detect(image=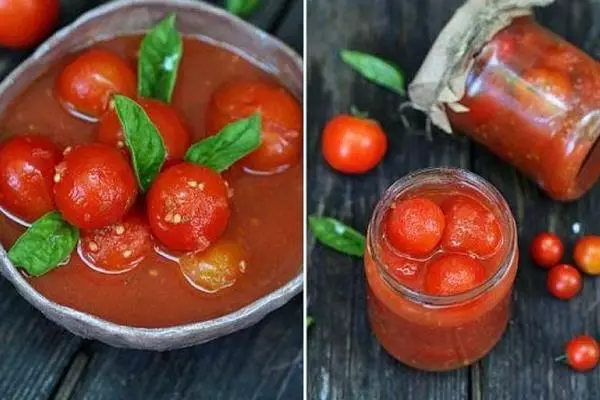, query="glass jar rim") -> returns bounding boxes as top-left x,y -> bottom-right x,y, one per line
367,167 -> 518,307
